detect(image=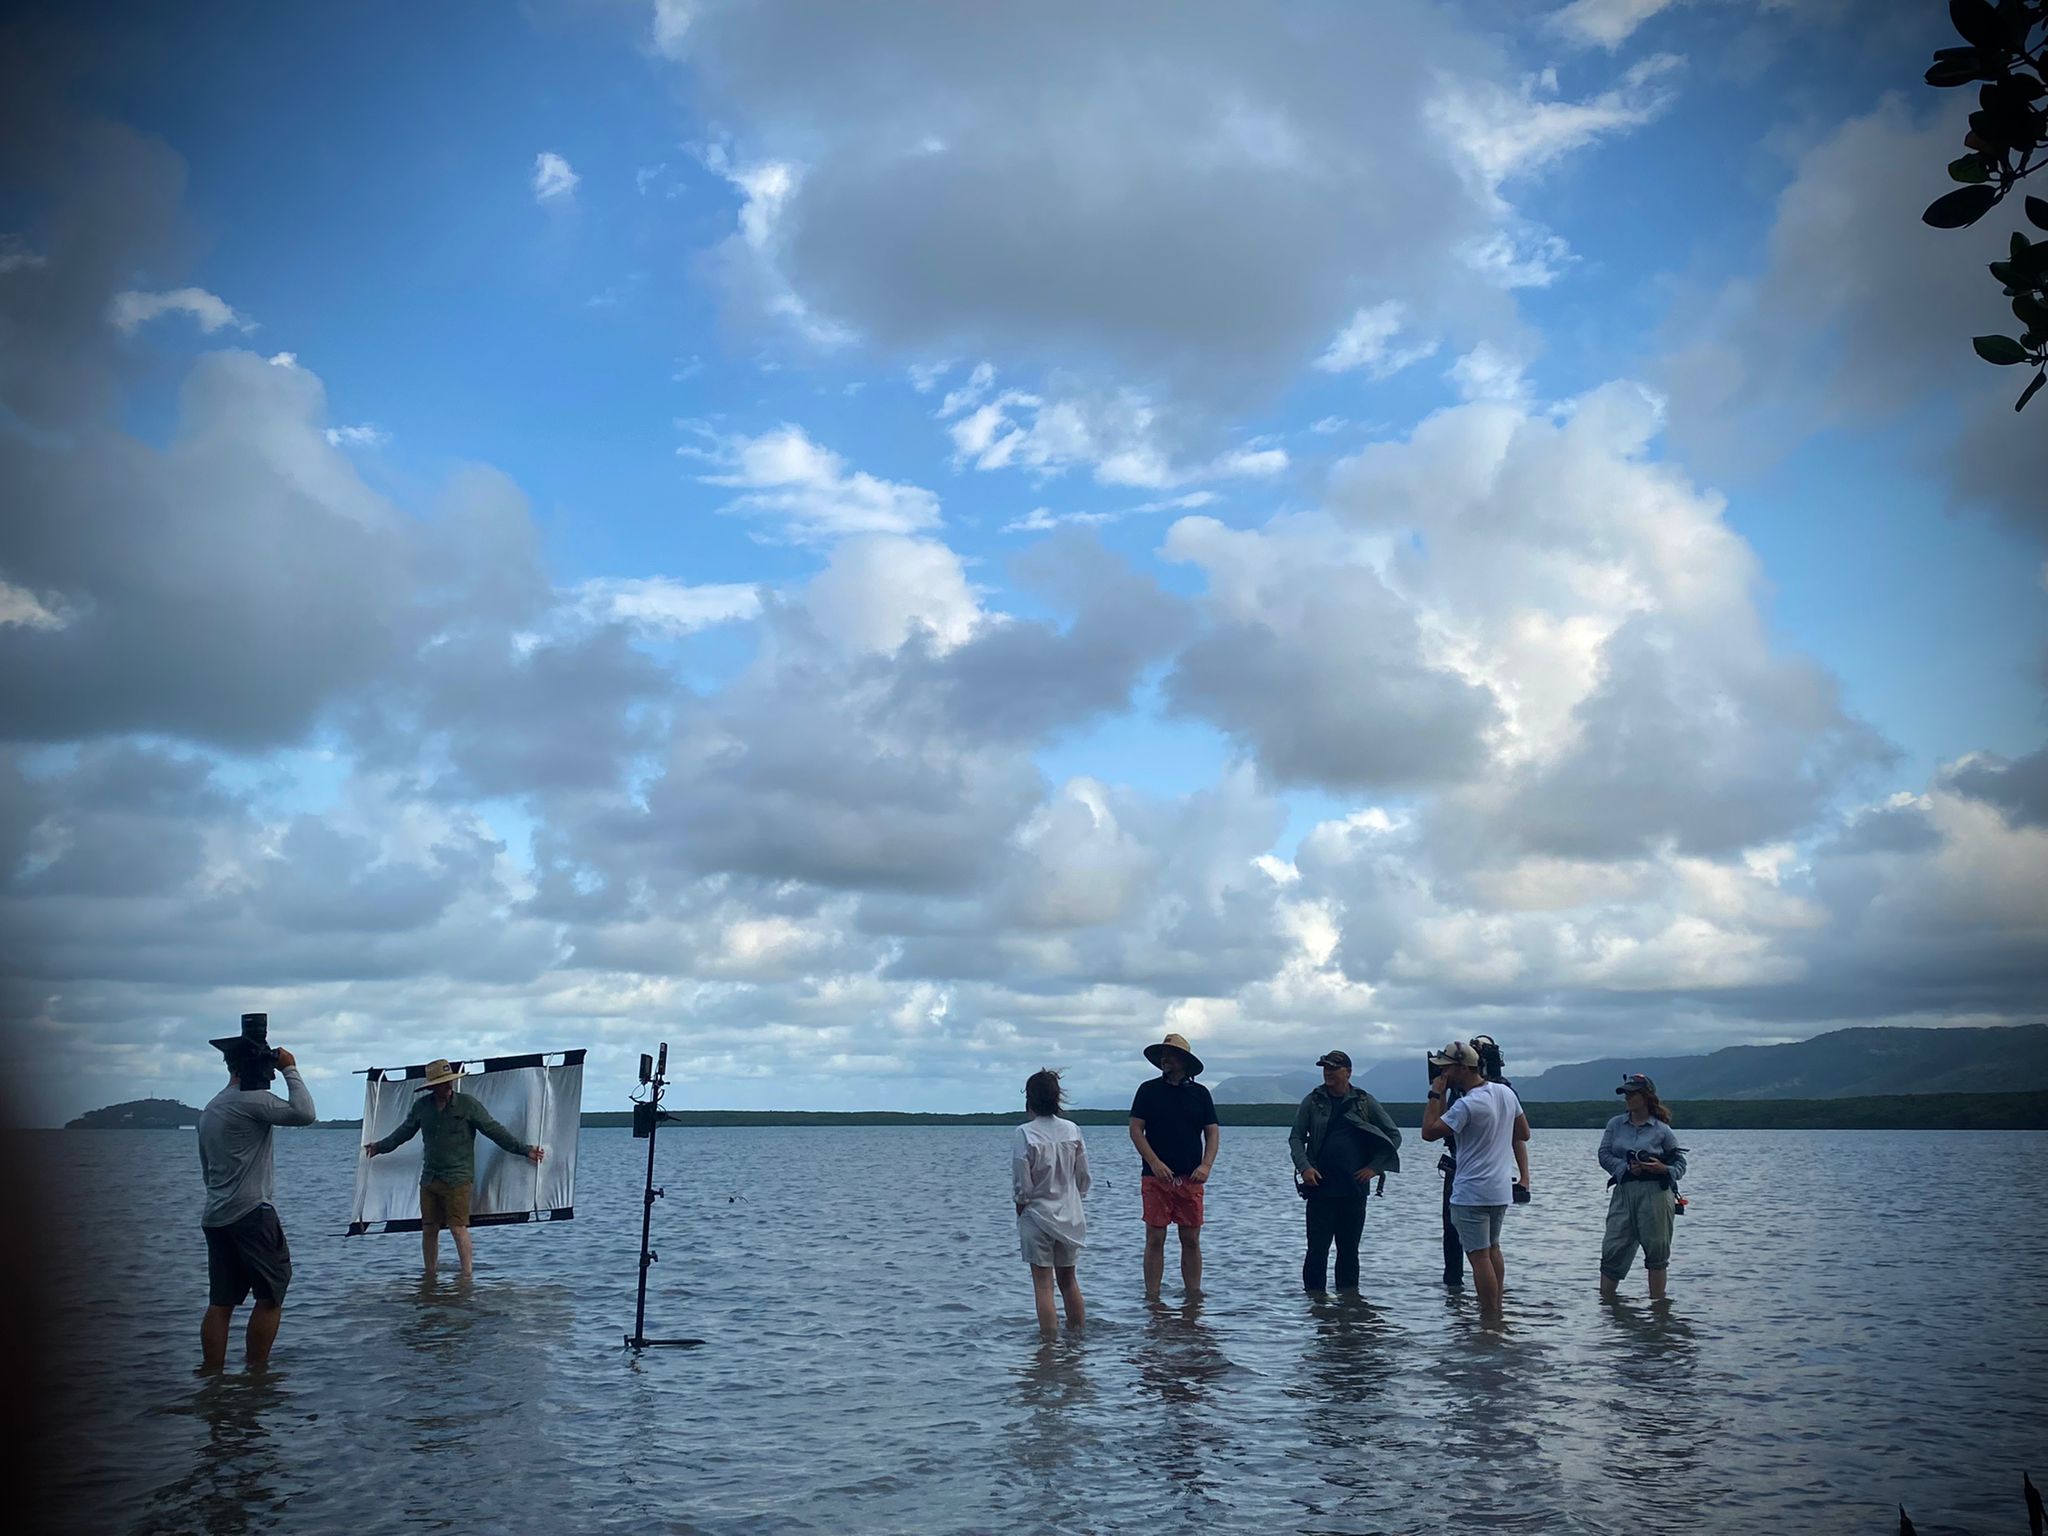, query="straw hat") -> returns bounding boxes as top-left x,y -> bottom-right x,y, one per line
1142,1032 -> 1205,1077
416,1058 -> 463,1090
